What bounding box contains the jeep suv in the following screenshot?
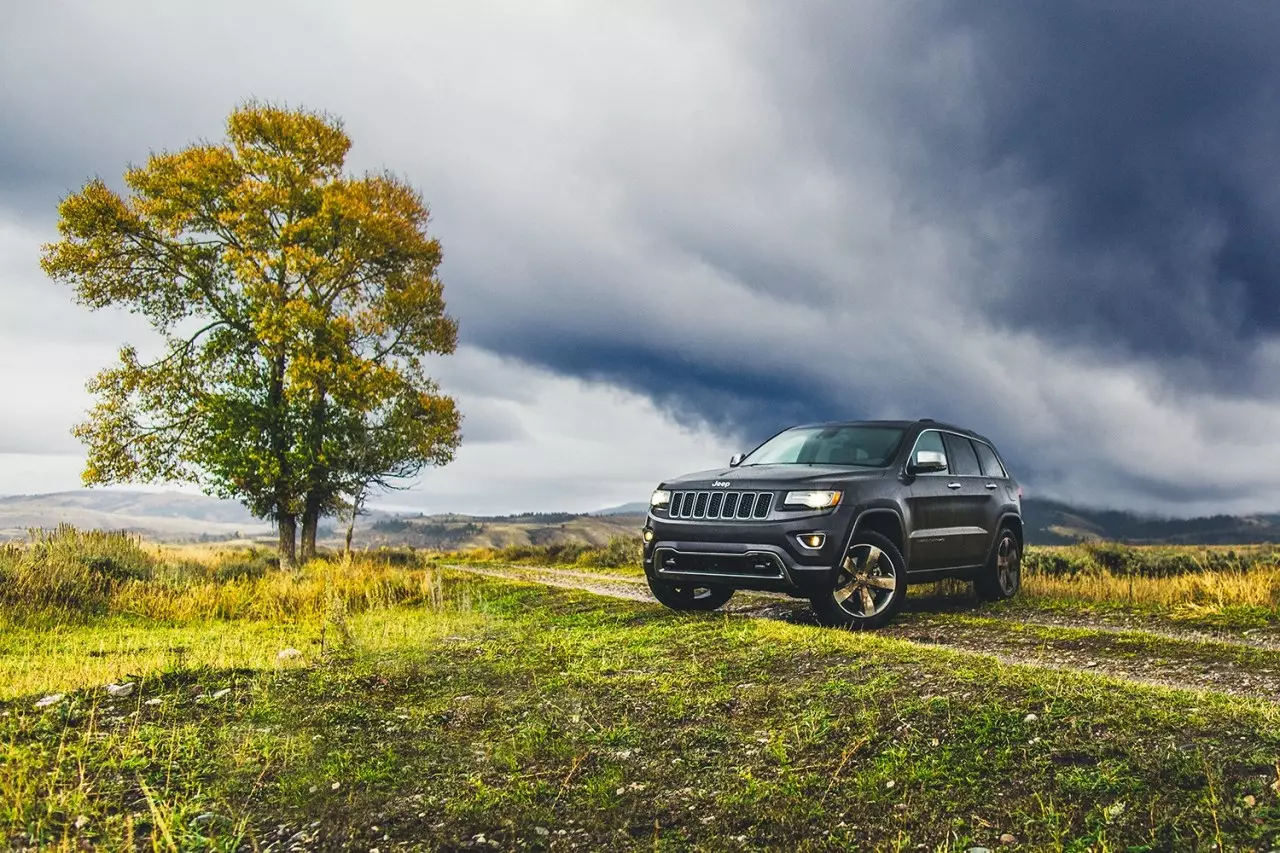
[642,419,1023,629]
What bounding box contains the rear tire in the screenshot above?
[975,527,1021,602]
[647,577,734,612]
[810,530,907,630]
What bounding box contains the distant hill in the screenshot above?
[6,488,1280,549]
[593,501,649,516]
[1021,498,1280,546]
[0,490,270,542]
[361,510,643,550]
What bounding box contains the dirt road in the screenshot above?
[447,563,1280,703]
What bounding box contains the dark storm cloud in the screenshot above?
[441,2,1280,505]
[8,2,1280,513]
[893,4,1280,371]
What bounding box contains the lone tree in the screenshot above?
[42,103,462,566]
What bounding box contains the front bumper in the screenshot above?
[642,506,855,595]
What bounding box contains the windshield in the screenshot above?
[741,425,905,467]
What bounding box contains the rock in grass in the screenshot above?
[74,816,89,830]
[1000,833,1017,844]
[106,682,135,698]
[35,694,64,708]
[277,648,303,660]
[211,688,232,699]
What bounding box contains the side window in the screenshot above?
[973,441,1007,478]
[943,433,981,476]
[912,430,947,470]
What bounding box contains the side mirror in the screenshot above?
[729,453,745,467]
[907,449,947,475]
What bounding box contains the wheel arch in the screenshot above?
[851,507,907,563]
[984,512,1024,563]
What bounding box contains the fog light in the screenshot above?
[643,529,655,542]
[797,533,826,549]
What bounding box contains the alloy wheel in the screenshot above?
[996,535,1021,595]
[833,543,898,618]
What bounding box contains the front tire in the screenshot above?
[810,530,907,630]
[975,527,1021,602]
[647,577,734,612]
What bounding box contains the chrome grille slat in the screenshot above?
[666,490,775,521]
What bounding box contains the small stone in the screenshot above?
[331,782,341,790]
[1000,833,1017,845]
[35,694,64,708]
[616,787,626,795]
[309,786,318,794]
[472,834,486,844]
[278,648,303,660]
[145,698,162,706]
[1023,713,1037,723]
[106,682,136,698]
[1243,795,1257,807]
[74,816,90,830]
[967,848,992,853]
[893,803,907,812]
[929,738,940,747]
[885,780,896,789]
[535,827,550,836]
[211,688,232,699]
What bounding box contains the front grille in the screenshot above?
[655,548,785,578]
[667,490,774,521]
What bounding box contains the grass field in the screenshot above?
[4,529,1280,851]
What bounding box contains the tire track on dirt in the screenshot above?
[446,563,1280,703]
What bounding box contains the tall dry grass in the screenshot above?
[0,525,445,625]
[1021,542,1280,622]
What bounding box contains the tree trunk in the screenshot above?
[278,513,298,569]
[300,497,321,563]
[343,485,364,561]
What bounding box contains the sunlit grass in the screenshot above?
[5,574,1280,851]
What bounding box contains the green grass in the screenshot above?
[5,572,1280,851]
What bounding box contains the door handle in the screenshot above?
[984,483,998,490]
[947,482,962,490]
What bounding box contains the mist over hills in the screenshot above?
[5,489,1280,548]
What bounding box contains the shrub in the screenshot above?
[575,536,642,569]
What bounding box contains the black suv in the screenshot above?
[642,419,1023,628]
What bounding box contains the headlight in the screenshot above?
[783,490,842,509]
[650,489,672,507]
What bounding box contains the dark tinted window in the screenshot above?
[973,441,1006,478]
[943,433,981,476]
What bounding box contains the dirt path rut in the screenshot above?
[447,563,1280,703]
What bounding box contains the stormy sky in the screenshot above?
[4,1,1280,516]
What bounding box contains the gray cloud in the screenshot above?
[4,2,1280,514]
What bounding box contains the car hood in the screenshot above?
[661,465,887,488]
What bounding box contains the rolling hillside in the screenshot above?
[1021,497,1280,545]
[0,491,271,542]
[7,488,1280,548]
